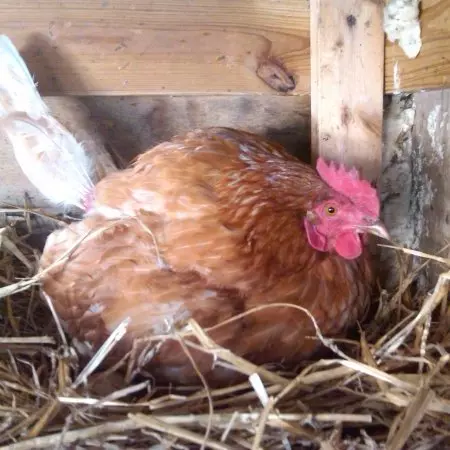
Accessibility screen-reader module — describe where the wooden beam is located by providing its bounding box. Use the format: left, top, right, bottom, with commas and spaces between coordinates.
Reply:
2, 0, 310, 96
1, 0, 448, 96
310, 0, 384, 182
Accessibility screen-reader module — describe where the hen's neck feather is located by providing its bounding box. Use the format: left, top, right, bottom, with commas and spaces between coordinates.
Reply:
217, 158, 329, 274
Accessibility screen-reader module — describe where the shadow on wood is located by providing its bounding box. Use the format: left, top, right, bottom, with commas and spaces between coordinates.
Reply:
79, 95, 311, 164
20, 32, 89, 95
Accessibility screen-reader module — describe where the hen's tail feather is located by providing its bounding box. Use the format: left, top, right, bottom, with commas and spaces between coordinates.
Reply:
0, 35, 95, 210
0, 35, 48, 119
2, 113, 94, 209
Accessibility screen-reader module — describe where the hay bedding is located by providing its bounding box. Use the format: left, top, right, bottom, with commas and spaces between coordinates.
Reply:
0, 208, 449, 450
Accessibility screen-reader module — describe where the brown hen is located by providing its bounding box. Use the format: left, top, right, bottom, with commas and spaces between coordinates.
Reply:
38, 128, 387, 385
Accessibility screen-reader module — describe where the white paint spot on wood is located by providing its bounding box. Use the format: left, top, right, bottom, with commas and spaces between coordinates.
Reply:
393, 61, 401, 93
427, 105, 444, 161
384, 0, 422, 59
381, 94, 433, 251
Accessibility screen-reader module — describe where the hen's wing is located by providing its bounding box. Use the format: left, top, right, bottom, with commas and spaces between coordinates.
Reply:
40, 128, 269, 383
89, 127, 304, 287
41, 213, 247, 384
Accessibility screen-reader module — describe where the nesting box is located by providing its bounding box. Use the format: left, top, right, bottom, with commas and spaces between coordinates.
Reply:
0, 1, 449, 449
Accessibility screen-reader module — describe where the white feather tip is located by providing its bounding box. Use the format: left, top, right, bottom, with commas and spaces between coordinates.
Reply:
2, 113, 94, 210
0, 35, 48, 119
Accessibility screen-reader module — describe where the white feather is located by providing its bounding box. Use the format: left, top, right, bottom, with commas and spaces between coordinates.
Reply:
0, 35, 48, 119
0, 35, 94, 209
2, 113, 94, 209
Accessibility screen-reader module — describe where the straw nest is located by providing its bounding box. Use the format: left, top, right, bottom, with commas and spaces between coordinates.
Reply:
0, 207, 449, 450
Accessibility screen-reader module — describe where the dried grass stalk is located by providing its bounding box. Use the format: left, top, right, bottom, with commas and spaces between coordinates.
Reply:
0, 212, 449, 449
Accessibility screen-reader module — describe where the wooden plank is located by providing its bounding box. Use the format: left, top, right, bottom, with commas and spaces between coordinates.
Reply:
310, 0, 384, 182
1, 0, 310, 96
385, 0, 450, 93
413, 89, 450, 260
0, 95, 310, 209
380, 89, 450, 285
0, 0, 448, 95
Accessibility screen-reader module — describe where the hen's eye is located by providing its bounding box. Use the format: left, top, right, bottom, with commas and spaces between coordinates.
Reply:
325, 205, 337, 216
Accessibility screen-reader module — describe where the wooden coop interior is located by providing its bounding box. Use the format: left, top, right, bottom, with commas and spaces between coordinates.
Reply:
0, 0, 449, 448
1, 0, 449, 269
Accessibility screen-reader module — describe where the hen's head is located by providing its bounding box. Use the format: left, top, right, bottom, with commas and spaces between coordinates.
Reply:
304, 157, 389, 260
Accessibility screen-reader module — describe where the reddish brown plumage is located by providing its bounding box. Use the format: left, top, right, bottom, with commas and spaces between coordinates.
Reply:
40, 128, 376, 385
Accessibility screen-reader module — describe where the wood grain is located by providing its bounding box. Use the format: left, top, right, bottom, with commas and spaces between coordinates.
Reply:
1, 0, 448, 95
310, 0, 384, 182
379, 89, 450, 286
413, 89, 450, 264
385, 0, 450, 93
1, 0, 310, 95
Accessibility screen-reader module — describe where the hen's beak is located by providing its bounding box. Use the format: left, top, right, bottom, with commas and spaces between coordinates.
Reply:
359, 220, 390, 241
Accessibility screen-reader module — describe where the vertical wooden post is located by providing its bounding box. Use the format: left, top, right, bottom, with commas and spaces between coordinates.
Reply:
310, 0, 385, 182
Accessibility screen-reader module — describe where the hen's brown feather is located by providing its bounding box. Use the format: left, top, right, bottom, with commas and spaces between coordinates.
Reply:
40, 128, 373, 385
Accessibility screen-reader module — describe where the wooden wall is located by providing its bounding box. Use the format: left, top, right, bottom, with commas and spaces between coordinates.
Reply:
381, 88, 450, 282
0, 95, 311, 208
2, 0, 449, 96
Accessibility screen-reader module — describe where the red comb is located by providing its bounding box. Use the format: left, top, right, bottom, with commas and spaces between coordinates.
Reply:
316, 157, 380, 216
